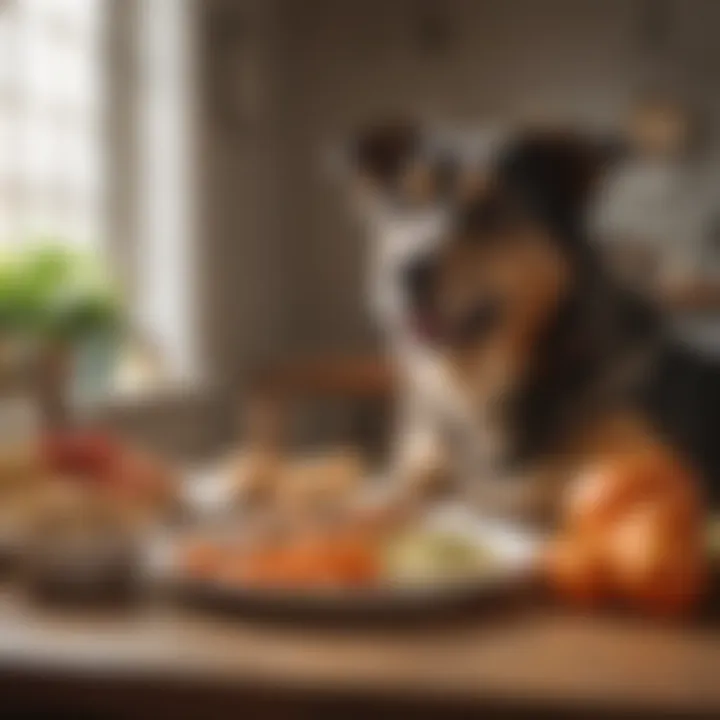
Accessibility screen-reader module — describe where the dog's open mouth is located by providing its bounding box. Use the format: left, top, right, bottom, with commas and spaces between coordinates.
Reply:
412, 298, 504, 347
411, 311, 444, 344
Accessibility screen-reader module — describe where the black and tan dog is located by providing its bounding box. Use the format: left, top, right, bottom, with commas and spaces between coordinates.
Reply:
348, 124, 715, 612
403, 129, 720, 515
349, 123, 720, 517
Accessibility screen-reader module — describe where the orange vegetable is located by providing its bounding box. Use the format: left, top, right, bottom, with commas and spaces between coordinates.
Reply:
543, 534, 606, 607
182, 540, 225, 579
548, 447, 707, 617
206, 529, 382, 590
565, 449, 698, 538
325, 533, 380, 585
605, 504, 707, 617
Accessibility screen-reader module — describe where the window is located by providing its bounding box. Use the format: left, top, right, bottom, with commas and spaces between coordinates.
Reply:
0, 0, 199, 387
0, 0, 105, 248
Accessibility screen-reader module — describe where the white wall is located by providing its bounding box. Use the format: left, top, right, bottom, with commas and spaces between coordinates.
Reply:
199, 0, 292, 380
205, 0, 720, 382
269, 0, 638, 355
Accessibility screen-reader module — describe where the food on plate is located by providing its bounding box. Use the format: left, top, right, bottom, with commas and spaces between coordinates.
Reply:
177, 514, 505, 593
245, 534, 378, 587
229, 447, 283, 505
16, 474, 147, 602
179, 538, 227, 579
41, 431, 176, 510
0, 429, 178, 552
275, 449, 364, 515
9, 431, 178, 603
0, 443, 48, 537
228, 391, 286, 505
99, 446, 176, 520
547, 448, 708, 617
0, 442, 45, 490
26, 480, 123, 537
228, 445, 364, 517
41, 431, 120, 478
228, 389, 367, 516
383, 529, 495, 584
181, 526, 381, 589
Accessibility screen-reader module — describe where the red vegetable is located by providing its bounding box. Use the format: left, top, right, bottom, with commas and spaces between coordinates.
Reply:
42, 431, 120, 478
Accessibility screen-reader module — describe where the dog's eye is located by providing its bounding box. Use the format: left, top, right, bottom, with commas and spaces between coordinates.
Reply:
450, 297, 503, 345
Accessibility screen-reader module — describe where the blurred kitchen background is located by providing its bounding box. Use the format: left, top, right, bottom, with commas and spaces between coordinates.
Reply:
4, 0, 720, 459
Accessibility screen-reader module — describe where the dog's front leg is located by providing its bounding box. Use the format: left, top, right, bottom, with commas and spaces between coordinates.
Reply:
388, 376, 451, 502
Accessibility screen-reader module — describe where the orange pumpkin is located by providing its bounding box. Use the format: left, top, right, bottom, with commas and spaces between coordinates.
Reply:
604, 504, 706, 617
548, 447, 707, 617
543, 533, 606, 607
565, 449, 698, 538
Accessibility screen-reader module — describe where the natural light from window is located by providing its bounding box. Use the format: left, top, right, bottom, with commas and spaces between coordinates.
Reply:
0, 0, 198, 390
0, 0, 105, 249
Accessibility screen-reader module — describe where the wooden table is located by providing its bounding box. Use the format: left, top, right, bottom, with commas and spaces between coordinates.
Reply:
0, 586, 718, 719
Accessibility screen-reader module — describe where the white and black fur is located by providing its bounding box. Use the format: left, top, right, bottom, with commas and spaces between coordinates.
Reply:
346, 121, 720, 516
346, 122, 533, 513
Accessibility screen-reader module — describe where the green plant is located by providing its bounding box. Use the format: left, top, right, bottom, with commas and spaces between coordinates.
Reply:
0, 243, 123, 343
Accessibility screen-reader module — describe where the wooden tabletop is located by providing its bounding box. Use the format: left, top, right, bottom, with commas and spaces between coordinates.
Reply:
0, 587, 718, 718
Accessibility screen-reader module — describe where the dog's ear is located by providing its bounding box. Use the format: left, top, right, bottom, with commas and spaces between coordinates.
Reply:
496, 131, 625, 238
349, 120, 421, 187
345, 120, 458, 205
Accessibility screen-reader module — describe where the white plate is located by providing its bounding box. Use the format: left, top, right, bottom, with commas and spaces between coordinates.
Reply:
162, 502, 543, 619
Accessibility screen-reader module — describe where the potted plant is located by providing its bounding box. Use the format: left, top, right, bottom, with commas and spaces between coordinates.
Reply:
0, 243, 124, 428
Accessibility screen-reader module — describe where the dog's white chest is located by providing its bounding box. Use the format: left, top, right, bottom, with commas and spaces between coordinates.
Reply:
367, 209, 447, 338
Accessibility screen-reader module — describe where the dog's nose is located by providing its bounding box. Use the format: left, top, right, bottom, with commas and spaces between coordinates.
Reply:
404, 255, 436, 309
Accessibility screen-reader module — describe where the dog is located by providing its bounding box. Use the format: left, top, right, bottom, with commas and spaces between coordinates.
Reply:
346, 121, 489, 505
405, 129, 720, 517
349, 122, 720, 521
